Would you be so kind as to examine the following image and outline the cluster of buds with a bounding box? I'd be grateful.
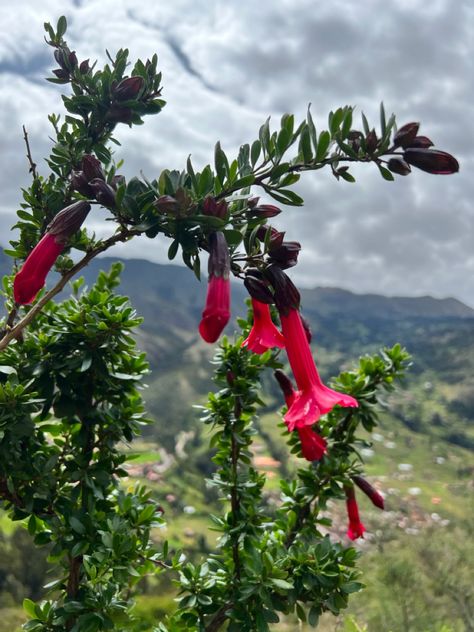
[52,46,89,83]
[13,201,91,304]
[388,122,459,176]
[202,196,228,220]
[71,154,122,208]
[256,225,301,270]
[106,76,145,125]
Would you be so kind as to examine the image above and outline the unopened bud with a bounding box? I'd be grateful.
[244,275,274,304]
[79,59,90,74]
[202,197,228,219]
[71,171,94,197]
[407,135,433,149]
[68,51,78,68]
[265,265,300,314]
[46,201,91,243]
[393,122,420,149]
[113,76,144,101]
[52,68,70,82]
[353,475,385,510]
[268,241,301,269]
[274,369,296,408]
[154,195,179,214]
[247,196,260,209]
[387,158,411,176]
[208,231,230,280]
[256,226,285,249]
[249,204,281,218]
[82,155,105,182]
[366,129,378,153]
[404,148,459,175]
[89,179,116,208]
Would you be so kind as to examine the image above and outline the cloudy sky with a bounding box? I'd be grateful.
[1,0,473,305]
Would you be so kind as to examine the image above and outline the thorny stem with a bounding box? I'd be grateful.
[230,397,242,582]
[0,227,138,351]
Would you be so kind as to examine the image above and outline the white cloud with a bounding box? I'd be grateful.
[1,0,473,305]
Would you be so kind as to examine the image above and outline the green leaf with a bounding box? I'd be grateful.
[214,141,229,184]
[267,188,304,206]
[69,517,86,535]
[316,130,331,161]
[56,15,67,39]
[168,239,179,260]
[377,164,395,181]
[361,111,370,135]
[380,101,387,137]
[270,578,293,590]
[341,581,364,593]
[299,126,313,163]
[251,139,261,166]
[23,598,37,619]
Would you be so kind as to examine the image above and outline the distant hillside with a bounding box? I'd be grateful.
[2,252,474,452]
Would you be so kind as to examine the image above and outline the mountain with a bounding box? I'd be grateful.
[2,253,474,451]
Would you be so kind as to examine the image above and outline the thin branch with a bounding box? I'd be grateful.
[22,125,38,179]
[205,602,233,632]
[0,227,138,352]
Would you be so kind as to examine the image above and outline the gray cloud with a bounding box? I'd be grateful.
[0,0,473,306]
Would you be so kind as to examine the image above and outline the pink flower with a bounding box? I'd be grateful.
[13,201,90,305]
[242,299,285,354]
[198,232,231,343]
[345,486,366,540]
[199,276,231,343]
[297,426,327,461]
[279,308,358,430]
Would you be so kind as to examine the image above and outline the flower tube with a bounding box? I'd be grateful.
[198,232,231,343]
[242,299,285,354]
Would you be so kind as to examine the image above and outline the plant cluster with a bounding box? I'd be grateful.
[0,16,459,632]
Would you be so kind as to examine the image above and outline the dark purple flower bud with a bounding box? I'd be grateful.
[265,265,300,315]
[47,201,91,242]
[404,148,459,175]
[202,197,228,219]
[54,48,70,70]
[247,196,260,209]
[256,226,285,249]
[106,105,134,124]
[301,315,312,343]
[244,275,274,304]
[89,179,116,208]
[393,122,420,149]
[268,241,301,269]
[249,204,282,218]
[111,174,126,190]
[274,369,296,406]
[113,76,144,101]
[407,135,433,149]
[71,171,94,197]
[154,195,179,214]
[79,59,90,74]
[82,154,105,182]
[353,475,385,510]
[208,231,231,280]
[52,68,70,82]
[387,158,411,176]
[226,371,235,386]
[68,51,78,68]
[366,129,378,153]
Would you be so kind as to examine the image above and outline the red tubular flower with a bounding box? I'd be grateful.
[353,475,385,510]
[198,232,231,343]
[242,299,285,354]
[297,426,327,461]
[345,486,366,540]
[13,201,91,305]
[14,234,64,304]
[279,308,358,430]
